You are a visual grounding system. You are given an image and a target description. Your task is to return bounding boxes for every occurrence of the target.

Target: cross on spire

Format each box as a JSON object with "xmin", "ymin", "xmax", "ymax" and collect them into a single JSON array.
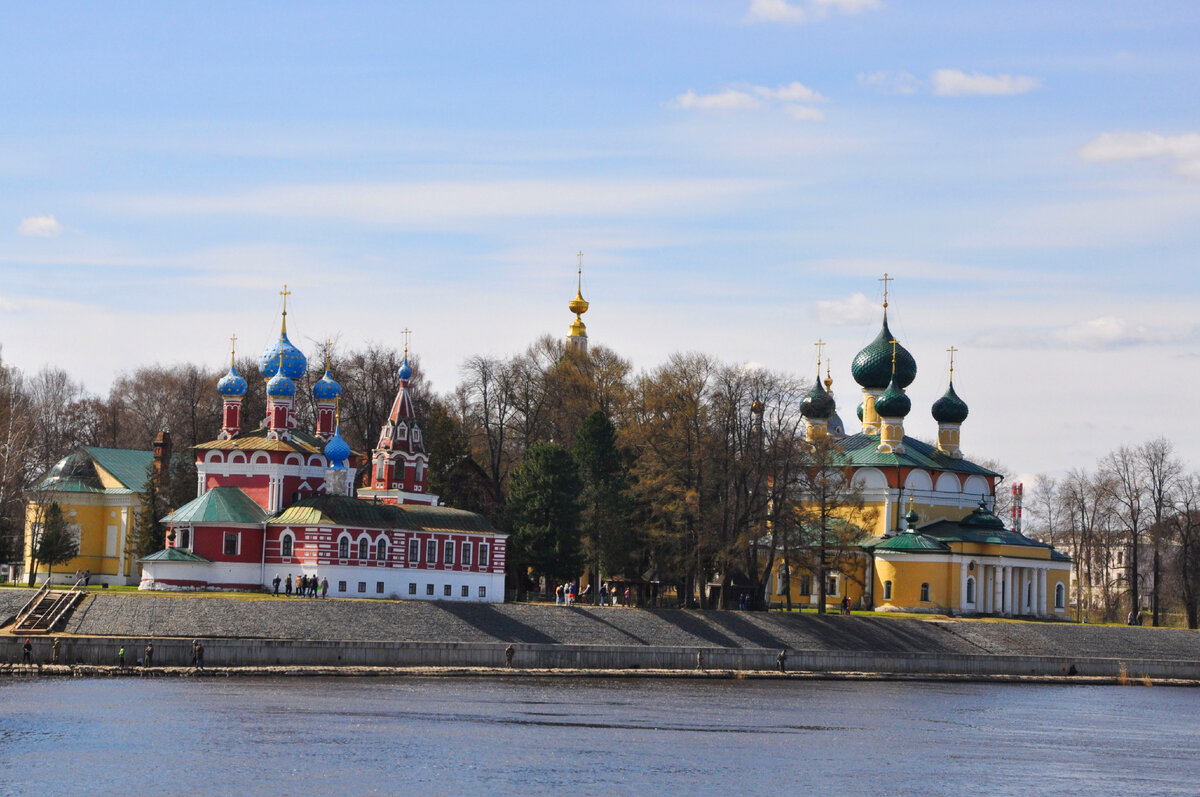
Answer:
[
  {"xmin": 814, "ymin": 339, "xmax": 826, "ymax": 371},
  {"xmin": 230, "ymin": 334, "xmax": 238, "ymax": 367},
  {"xmin": 401, "ymin": 328, "xmax": 412, "ymax": 355},
  {"xmin": 325, "ymin": 339, "xmax": 333, "ymax": 371},
  {"xmin": 890, "ymin": 338, "xmax": 898, "ymax": 373},
  {"xmin": 279, "ymin": 284, "xmax": 291, "ymax": 334},
  {"xmin": 947, "ymin": 345, "xmax": 958, "ymax": 381},
  {"xmin": 879, "ymin": 273, "xmax": 892, "ymax": 309}
]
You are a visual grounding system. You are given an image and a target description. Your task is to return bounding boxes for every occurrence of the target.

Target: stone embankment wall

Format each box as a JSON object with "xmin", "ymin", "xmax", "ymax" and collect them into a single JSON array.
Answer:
[{"xmin": 2, "ymin": 589, "xmax": 1199, "ymax": 679}]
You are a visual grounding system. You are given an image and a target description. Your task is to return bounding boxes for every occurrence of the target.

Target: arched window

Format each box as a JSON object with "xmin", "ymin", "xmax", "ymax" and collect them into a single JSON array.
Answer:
[
  {"xmin": 338, "ymin": 536, "xmax": 349, "ymax": 559},
  {"xmin": 358, "ymin": 538, "xmax": 368, "ymax": 560},
  {"xmin": 1055, "ymin": 583, "xmax": 1066, "ymax": 610},
  {"xmin": 883, "ymin": 580, "xmax": 893, "ymax": 600},
  {"xmin": 966, "ymin": 577, "xmax": 975, "ymax": 604},
  {"xmin": 376, "ymin": 538, "xmax": 388, "ymax": 561},
  {"xmin": 920, "ymin": 583, "xmax": 930, "ymax": 602},
  {"xmin": 281, "ymin": 534, "xmax": 293, "ymax": 558}
]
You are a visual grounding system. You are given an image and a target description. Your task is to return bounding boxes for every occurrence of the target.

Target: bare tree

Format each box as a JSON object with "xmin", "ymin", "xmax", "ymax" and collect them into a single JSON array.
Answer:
[
  {"xmin": 1139, "ymin": 438, "xmax": 1183, "ymax": 626},
  {"xmin": 1100, "ymin": 446, "xmax": 1147, "ymax": 622}
]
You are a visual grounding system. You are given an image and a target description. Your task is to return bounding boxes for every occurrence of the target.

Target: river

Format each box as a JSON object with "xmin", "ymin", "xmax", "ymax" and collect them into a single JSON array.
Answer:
[{"xmin": 1, "ymin": 676, "xmax": 1197, "ymax": 795}]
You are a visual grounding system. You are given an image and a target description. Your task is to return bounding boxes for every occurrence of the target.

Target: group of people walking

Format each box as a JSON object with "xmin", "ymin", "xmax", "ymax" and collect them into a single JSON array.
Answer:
[
  {"xmin": 272, "ymin": 573, "xmax": 328, "ymax": 598},
  {"xmin": 554, "ymin": 582, "xmax": 631, "ymax": 606}
]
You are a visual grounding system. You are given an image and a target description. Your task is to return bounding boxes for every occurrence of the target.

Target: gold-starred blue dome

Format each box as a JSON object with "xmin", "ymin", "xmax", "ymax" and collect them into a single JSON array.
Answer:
[
  {"xmin": 313, "ymin": 370, "xmax": 341, "ymax": 401},
  {"xmin": 266, "ymin": 371, "xmax": 295, "ymax": 399},
  {"xmin": 260, "ymin": 331, "xmax": 307, "ymax": 381},
  {"xmin": 217, "ymin": 365, "xmax": 248, "ymax": 398}
]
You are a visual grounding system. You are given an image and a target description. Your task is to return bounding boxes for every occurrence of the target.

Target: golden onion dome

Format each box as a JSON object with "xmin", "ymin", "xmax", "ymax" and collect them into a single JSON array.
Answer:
[
  {"xmin": 569, "ymin": 316, "xmax": 588, "ymax": 337},
  {"xmin": 568, "ymin": 288, "xmax": 589, "ymax": 316}
]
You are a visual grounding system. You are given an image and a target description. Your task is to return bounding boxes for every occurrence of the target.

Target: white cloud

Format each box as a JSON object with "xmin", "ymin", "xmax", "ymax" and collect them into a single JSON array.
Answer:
[
  {"xmin": 100, "ymin": 178, "xmax": 777, "ymax": 227},
  {"xmin": 671, "ymin": 82, "xmax": 827, "ymax": 122},
  {"xmin": 670, "ymin": 89, "xmax": 760, "ymax": 111},
  {"xmin": 17, "ymin": 215, "xmax": 64, "ymax": 238},
  {"xmin": 931, "ymin": 69, "xmax": 1041, "ymax": 97},
  {"xmin": 746, "ymin": 0, "xmax": 810, "ymax": 23},
  {"xmin": 858, "ymin": 70, "xmax": 918, "ymax": 95},
  {"xmin": 783, "ymin": 105, "xmax": 826, "ymax": 122},
  {"xmin": 746, "ymin": 0, "xmax": 880, "ymax": 24},
  {"xmin": 754, "ymin": 82, "xmax": 827, "ymax": 103},
  {"xmin": 815, "ymin": 292, "xmax": 878, "ymax": 325},
  {"xmin": 1079, "ymin": 132, "xmax": 1200, "ymax": 178},
  {"xmin": 975, "ymin": 316, "xmax": 1169, "ymax": 351}
]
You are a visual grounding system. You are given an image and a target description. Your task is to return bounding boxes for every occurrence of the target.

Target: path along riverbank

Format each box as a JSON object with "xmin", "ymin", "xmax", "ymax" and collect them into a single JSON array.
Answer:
[{"xmin": 2, "ymin": 589, "xmax": 1198, "ymax": 682}]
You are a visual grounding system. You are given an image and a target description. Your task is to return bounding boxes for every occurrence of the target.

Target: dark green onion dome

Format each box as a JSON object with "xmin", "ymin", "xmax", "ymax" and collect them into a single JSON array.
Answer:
[
  {"xmin": 800, "ymin": 378, "xmax": 835, "ymax": 420},
  {"xmin": 851, "ymin": 315, "xmax": 917, "ymax": 390},
  {"xmin": 961, "ymin": 498, "xmax": 1004, "ymax": 529},
  {"xmin": 931, "ymin": 381, "xmax": 969, "ymax": 424},
  {"xmin": 856, "ymin": 403, "xmax": 863, "ymax": 421},
  {"xmin": 905, "ymin": 507, "xmax": 919, "ymax": 529},
  {"xmin": 873, "ymin": 376, "xmax": 911, "ymax": 418}
]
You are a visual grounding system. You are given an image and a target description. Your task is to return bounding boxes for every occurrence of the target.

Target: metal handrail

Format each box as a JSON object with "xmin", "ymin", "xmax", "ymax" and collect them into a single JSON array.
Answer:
[
  {"xmin": 13, "ymin": 581, "xmax": 52, "ymax": 628},
  {"xmin": 13, "ymin": 576, "xmax": 87, "ymax": 631}
]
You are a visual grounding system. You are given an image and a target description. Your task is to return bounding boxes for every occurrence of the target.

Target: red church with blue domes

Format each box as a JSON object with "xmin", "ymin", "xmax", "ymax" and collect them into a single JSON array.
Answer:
[{"xmin": 140, "ymin": 296, "xmax": 507, "ymax": 602}]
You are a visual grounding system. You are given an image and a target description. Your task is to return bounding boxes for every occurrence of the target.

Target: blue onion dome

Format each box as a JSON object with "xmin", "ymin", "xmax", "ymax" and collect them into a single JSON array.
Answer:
[
  {"xmin": 932, "ymin": 381, "xmax": 969, "ymax": 424},
  {"xmin": 217, "ymin": 365, "xmax": 248, "ymax": 398},
  {"xmin": 398, "ymin": 356, "xmax": 412, "ymax": 381},
  {"xmin": 266, "ymin": 371, "xmax": 295, "ymax": 398},
  {"xmin": 800, "ymin": 379, "xmax": 835, "ymax": 420},
  {"xmin": 851, "ymin": 315, "xmax": 917, "ymax": 390},
  {"xmin": 260, "ymin": 332, "xmax": 307, "ymax": 380},
  {"xmin": 874, "ymin": 376, "xmax": 911, "ymax": 418},
  {"xmin": 324, "ymin": 427, "xmax": 351, "ymax": 469},
  {"xmin": 313, "ymin": 370, "xmax": 342, "ymax": 401}
]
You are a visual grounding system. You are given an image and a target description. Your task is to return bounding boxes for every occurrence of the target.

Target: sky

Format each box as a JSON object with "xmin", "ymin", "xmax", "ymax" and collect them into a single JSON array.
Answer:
[{"xmin": 2, "ymin": 1, "xmax": 1200, "ymax": 483}]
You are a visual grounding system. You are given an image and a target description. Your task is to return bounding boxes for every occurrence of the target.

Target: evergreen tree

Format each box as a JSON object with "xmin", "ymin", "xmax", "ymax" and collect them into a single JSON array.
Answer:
[
  {"xmin": 574, "ymin": 410, "xmax": 635, "ymax": 592},
  {"xmin": 131, "ymin": 463, "xmax": 167, "ymax": 559},
  {"xmin": 506, "ymin": 441, "xmax": 583, "ymax": 595},
  {"xmin": 34, "ymin": 502, "xmax": 78, "ymax": 580}
]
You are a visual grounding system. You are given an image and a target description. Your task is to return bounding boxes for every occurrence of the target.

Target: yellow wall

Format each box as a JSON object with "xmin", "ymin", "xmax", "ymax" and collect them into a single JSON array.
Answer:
[
  {"xmin": 874, "ymin": 558, "xmax": 958, "ymax": 612},
  {"xmin": 24, "ymin": 496, "xmax": 139, "ymax": 583}
]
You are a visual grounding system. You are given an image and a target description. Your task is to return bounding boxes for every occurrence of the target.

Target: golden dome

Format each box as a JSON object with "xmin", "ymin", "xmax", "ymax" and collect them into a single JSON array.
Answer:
[
  {"xmin": 568, "ymin": 316, "xmax": 588, "ymax": 337},
  {"xmin": 568, "ymin": 288, "xmax": 589, "ymax": 317}
]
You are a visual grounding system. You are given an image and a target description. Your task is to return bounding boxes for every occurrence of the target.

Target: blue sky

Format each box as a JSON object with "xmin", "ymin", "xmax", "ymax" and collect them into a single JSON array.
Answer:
[{"xmin": 3, "ymin": 1, "xmax": 1200, "ymax": 480}]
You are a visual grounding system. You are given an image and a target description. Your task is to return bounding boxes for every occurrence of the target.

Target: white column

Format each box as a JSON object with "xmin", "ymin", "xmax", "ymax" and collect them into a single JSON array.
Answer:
[
  {"xmin": 993, "ymin": 565, "xmax": 1002, "ymax": 614},
  {"xmin": 1038, "ymin": 568, "xmax": 1048, "ymax": 615}
]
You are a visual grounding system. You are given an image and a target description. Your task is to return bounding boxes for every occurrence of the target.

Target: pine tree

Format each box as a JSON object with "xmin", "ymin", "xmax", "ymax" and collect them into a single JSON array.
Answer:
[
  {"xmin": 574, "ymin": 410, "xmax": 634, "ymax": 593},
  {"xmin": 131, "ymin": 463, "xmax": 167, "ymax": 559},
  {"xmin": 506, "ymin": 441, "xmax": 583, "ymax": 595},
  {"xmin": 35, "ymin": 502, "xmax": 78, "ymax": 580}
]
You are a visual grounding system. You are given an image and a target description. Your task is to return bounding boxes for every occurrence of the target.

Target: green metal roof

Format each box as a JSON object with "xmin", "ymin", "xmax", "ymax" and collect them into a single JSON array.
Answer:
[
  {"xmin": 83, "ymin": 447, "xmax": 155, "ymax": 491},
  {"xmin": 837, "ymin": 433, "xmax": 1000, "ymax": 477},
  {"xmin": 140, "ymin": 547, "xmax": 211, "ymax": 563},
  {"xmin": 271, "ymin": 494, "xmax": 499, "ymax": 534},
  {"xmin": 871, "ymin": 532, "xmax": 951, "ymax": 552},
  {"xmin": 163, "ymin": 487, "xmax": 269, "ymax": 526}
]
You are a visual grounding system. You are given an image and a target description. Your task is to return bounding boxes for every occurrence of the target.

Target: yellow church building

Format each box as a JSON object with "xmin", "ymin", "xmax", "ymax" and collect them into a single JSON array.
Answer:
[
  {"xmin": 772, "ymin": 280, "xmax": 1071, "ymax": 617},
  {"xmin": 22, "ymin": 439, "xmax": 163, "ymax": 586}
]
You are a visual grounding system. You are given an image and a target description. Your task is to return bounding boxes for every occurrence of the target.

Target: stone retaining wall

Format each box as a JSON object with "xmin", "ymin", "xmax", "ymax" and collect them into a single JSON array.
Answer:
[{"xmin": 3, "ymin": 635, "xmax": 1196, "ymax": 680}]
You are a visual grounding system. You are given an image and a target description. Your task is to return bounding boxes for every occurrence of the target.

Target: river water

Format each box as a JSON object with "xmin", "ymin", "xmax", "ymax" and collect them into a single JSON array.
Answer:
[{"xmin": 1, "ymin": 676, "xmax": 1197, "ymax": 796}]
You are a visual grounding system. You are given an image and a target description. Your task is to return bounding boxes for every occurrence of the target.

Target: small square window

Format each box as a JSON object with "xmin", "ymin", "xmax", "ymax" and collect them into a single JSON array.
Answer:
[
  {"xmin": 478, "ymin": 586, "xmax": 486, "ymax": 598},
  {"xmin": 426, "ymin": 584, "xmax": 434, "ymax": 596},
  {"xmin": 408, "ymin": 583, "xmax": 416, "ymax": 595},
  {"xmin": 358, "ymin": 581, "xmax": 367, "ymax": 593},
  {"xmin": 376, "ymin": 582, "xmax": 384, "ymax": 594},
  {"xmin": 338, "ymin": 581, "xmax": 347, "ymax": 593},
  {"xmin": 444, "ymin": 584, "xmax": 451, "ymax": 596},
  {"xmin": 461, "ymin": 585, "xmax": 469, "ymax": 597}
]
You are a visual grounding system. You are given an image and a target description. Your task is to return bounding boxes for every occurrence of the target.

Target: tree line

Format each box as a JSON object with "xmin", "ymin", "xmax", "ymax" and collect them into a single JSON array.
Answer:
[{"xmin": 3, "ymin": 339, "xmax": 1199, "ymax": 624}]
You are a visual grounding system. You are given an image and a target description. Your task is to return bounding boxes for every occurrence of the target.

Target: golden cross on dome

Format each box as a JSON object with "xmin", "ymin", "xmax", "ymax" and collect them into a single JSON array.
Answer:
[
  {"xmin": 401, "ymin": 328, "xmax": 412, "ymax": 355},
  {"xmin": 879, "ymin": 273, "xmax": 892, "ymax": 309},
  {"xmin": 890, "ymin": 338, "xmax": 898, "ymax": 372},
  {"xmin": 814, "ymin": 339, "xmax": 826, "ymax": 371},
  {"xmin": 229, "ymin": 334, "xmax": 238, "ymax": 367},
  {"xmin": 324, "ymin": 339, "xmax": 333, "ymax": 371},
  {"xmin": 279, "ymin": 284, "xmax": 291, "ymax": 334},
  {"xmin": 947, "ymin": 345, "xmax": 958, "ymax": 381}
]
